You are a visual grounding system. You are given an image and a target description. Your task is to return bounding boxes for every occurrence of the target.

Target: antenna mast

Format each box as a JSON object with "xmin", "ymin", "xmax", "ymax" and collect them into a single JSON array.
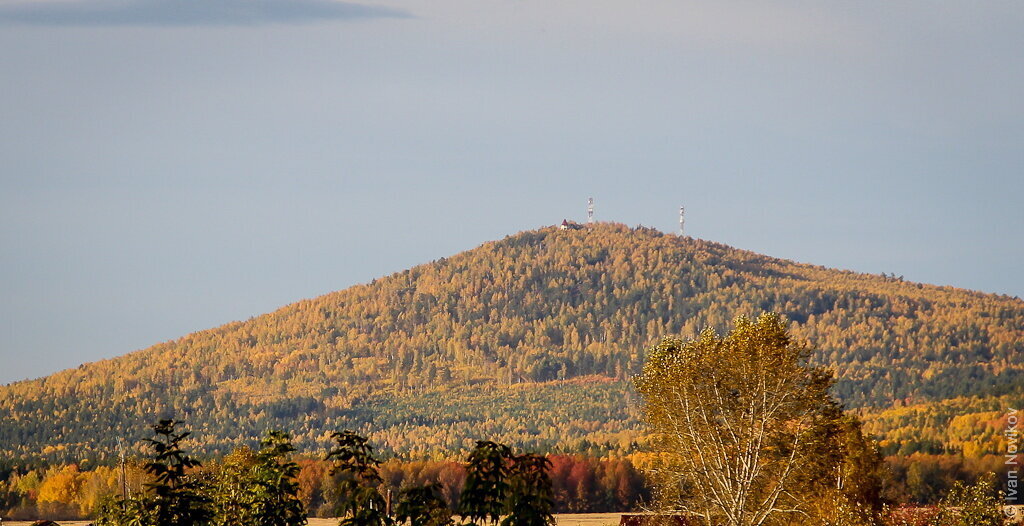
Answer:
[
  {"xmin": 587, "ymin": 197, "xmax": 594, "ymax": 224},
  {"xmin": 117, "ymin": 436, "xmax": 129, "ymax": 499},
  {"xmin": 679, "ymin": 206, "xmax": 685, "ymax": 236}
]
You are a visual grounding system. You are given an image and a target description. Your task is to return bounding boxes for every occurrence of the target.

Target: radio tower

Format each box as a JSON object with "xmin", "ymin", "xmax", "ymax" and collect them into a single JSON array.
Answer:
[
  {"xmin": 117, "ymin": 436, "xmax": 129, "ymax": 498},
  {"xmin": 587, "ymin": 197, "xmax": 594, "ymax": 224},
  {"xmin": 679, "ymin": 206, "xmax": 685, "ymax": 236}
]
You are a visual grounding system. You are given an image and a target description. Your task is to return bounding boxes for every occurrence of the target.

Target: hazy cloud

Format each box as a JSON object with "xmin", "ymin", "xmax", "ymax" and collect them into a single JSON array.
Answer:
[{"xmin": 0, "ymin": 0, "xmax": 408, "ymax": 26}]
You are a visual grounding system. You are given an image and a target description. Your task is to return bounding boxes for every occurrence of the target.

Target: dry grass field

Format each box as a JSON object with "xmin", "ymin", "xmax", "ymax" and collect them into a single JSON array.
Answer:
[
  {"xmin": 16, "ymin": 507, "xmax": 1024, "ymax": 525},
  {"xmin": 4, "ymin": 514, "xmax": 625, "ymax": 526},
  {"xmin": 553, "ymin": 513, "xmax": 623, "ymax": 526}
]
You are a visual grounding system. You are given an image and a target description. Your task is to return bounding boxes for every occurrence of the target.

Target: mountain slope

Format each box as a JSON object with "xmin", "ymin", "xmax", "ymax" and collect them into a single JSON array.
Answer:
[{"xmin": 1, "ymin": 223, "xmax": 1022, "ymax": 464}]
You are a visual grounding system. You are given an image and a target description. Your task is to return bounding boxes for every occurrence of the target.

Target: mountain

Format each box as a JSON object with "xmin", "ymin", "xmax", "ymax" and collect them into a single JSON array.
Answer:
[{"xmin": 1, "ymin": 223, "xmax": 1022, "ymax": 466}]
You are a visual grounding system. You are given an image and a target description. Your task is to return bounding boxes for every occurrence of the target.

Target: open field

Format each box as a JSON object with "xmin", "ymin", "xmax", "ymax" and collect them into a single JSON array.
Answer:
[
  {"xmin": 3, "ymin": 513, "xmax": 625, "ymax": 526},
  {"xmin": 553, "ymin": 513, "xmax": 623, "ymax": 526},
  {"xmin": 10, "ymin": 510, "xmax": 1024, "ymax": 525}
]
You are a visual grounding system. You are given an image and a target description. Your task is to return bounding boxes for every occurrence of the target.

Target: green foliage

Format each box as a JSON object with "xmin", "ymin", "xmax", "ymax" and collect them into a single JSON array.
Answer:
[
  {"xmin": 326, "ymin": 430, "xmax": 392, "ymax": 526},
  {"xmin": 394, "ymin": 483, "xmax": 453, "ymax": 526},
  {"xmin": 97, "ymin": 494, "xmax": 154, "ymax": 526},
  {"xmin": 863, "ymin": 395, "xmax": 1023, "ymax": 459},
  {"xmin": 252, "ymin": 431, "xmax": 307, "ymax": 526},
  {"xmin": 324, "ymin": 432, "xmax": 557, "ymax": 526},
  {"xmin": 931, "ymin": 473, "xmax": 1005, "ymax": 526},
  {"xmin": 209, "ymin": 446, "xmax": 257, "ymax": 525},
  {"xmin": 835, "ymin": 416, "xmax": 887, "ymax": 514},
  {"xmin": 2, "ymin": 224, "xmax": 1022, "ymax": 463},
  {"xmin": 458, "ymin": 441, "xmax": 512, "ymax": 526},
  {"xmin": 210, "ymin": 431, "xmax": 306, "ymax": 526},
  {"xmin": 820, "ymin": 495, "xmax": 881, "ymax": 526},
  {"xmin": 97, "ymin": 419, "xmax": 212, "ymax": 526},
  {"xmin": 143, "ymin": 419, "xmax": 213, "ymax": 526},
  {"xmin": 502, "ymin": 453, "xmax": 555, "ymax": 526},
  {"xmin": 3, "ymin": 450, "xmax": 650, "ymax": 520}
]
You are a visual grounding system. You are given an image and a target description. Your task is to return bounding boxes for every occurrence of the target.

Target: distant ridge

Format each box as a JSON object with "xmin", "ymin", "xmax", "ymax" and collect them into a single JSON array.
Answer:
[{"xmin": 1, "ymin": 223, "xmax": 1021, "ymax": 464}]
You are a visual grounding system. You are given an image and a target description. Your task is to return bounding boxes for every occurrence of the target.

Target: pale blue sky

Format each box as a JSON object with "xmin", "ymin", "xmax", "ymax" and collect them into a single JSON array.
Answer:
[{"xmin": 1, "ymin": 1, "xmax": 1022, "ymax": 384}]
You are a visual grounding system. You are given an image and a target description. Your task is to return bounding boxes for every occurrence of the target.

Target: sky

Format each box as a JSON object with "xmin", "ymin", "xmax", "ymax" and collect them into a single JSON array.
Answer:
[{"xmin": 1, "ymin": 0, "xmax": 1022, "ymax": 384}]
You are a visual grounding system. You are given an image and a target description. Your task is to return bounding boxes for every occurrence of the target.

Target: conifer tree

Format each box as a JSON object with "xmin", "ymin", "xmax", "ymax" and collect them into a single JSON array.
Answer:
[
  {"xmin": 251, "ymin": 431, "xmax": 306, "ymax": 526},
  {"xmin": 327, "ymin": 430, "xmax": 391, "ymax": 526},
  {"xmin": 395, "ymin": 483, "xmax": 453, "ymax": 526},
  {"xmin": 143, "ymin": 419, "xmax": 213, "ymax": 526},
  {"xmin": 98, "ymin": 419, "xmax": 211, "ymax": 526},
  {"xmin": 502, "ymin": 453, "xmax": 555, "ymax": 526},
  {"xmin": 458, "ymin": 441, "xmax": 512, "ymax": 526}
]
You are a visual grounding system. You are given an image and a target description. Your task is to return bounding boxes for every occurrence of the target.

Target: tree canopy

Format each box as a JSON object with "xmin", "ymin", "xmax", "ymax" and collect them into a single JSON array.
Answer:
[
  {"xmin": 1, "ymin": 224, "xmax": 1021, "ymax": 463},
  {"xmin": 636, "ymin": 314, "xmax": 884, "ymax": 526}
]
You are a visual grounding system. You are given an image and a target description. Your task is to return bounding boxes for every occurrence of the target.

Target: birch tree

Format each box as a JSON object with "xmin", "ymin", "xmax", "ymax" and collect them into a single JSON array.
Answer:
[{"xmin": 634, "ymin": 313, "xmax": 849, "ymax": 526}]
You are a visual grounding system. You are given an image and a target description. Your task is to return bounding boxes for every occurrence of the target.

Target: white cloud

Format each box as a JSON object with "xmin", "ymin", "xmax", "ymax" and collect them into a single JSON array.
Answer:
[{"xmin": 0, "ymin": 0, "xmax": 408, "ymax": 26}]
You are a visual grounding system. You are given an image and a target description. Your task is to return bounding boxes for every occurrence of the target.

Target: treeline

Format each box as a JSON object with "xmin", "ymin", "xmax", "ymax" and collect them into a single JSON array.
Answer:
[
  {"xmin": 862, "ymin": 393, "xmax": 1024, "ymax": 458},
  {"xmin": 0, "ymin": 433, "xmax": 648, "ymax": 520},
  {"xmin": 3, "ymin": 448, "xmax": 1005, "ymax": 519},
  {"xmin": 881, "ymin": 453, "xmax": 1009, "ymax": 505},
  {"xmin": 1, "ymin": 223, "xmax": 1022, "ymax": 463}
]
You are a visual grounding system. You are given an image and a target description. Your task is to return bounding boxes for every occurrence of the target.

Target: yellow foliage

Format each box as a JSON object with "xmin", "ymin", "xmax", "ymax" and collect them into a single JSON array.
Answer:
[
  {"xmin": 37, "ymin": 464, "xmax": 84, "ymax": 504},
  {"xmin": 0, "ymin": 223, "xmax": 1021, "ymax": 461}
]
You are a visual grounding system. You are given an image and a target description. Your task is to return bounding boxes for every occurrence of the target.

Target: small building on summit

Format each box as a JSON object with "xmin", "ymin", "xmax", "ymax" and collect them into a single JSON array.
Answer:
[{"xmin": 559, "ymin": 219, "xmax": 582, "ymax": 230}]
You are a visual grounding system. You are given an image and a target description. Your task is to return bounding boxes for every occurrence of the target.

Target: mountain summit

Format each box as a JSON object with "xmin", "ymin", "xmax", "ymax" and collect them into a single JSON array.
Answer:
[{"xmin": 2, "ymin": 223, "xmax": 1022, "ymax": 463}]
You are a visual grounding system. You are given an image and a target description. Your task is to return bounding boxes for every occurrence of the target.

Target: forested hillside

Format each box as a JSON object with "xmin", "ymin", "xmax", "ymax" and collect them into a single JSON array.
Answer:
[{"xmin": 1, "ymin": 223, "xmax": 1021, "ymax": 465}]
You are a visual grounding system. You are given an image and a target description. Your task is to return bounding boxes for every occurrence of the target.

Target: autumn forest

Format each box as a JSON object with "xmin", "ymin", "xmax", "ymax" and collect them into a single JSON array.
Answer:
[{"xmin": 1, "ymin": 224, "xmax": 1022, "ymax": 519}]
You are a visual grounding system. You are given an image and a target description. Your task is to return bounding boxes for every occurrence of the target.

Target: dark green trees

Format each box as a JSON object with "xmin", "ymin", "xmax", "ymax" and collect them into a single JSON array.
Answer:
[
  {"xmin": 326, "ymin": 430, "xmax": 392, "ymax": 526},
  {"xmin": 98, "ymin": 419, "xmax": 212, "ymax": 526},
  {"xmin": 212, "ymin": 431, "xmax": 307, "ymax": 526},
  {"xmin": 250, "ymin": 431, "xmax": 306, "ymax": 526},
  {"xmin": 322, "ymin": 434, "xmax": 554, "ymax": 526},
  {"xmin": 457, "ymin": 441, "xmax": 555, "ymax": 526},
  {"xmin": 395, "ymin": 484, "xmax": 453, "ymax": 526},
  {"xmin": 459, "ymin": 441, "xmax": 512, "ymax": 526},
  {"xmin": 98, "ymin": 420, "xmax": 555, "ymax": 526},
  {"xmin": 99, "ymin": 422, "xmax": 306, "ymax": 526},
  {"xmin": 503, "ymin": 453, "xmax": 555, "ymax": 526},
  {"xmin": 143, "ymin": 419, "xmax": 214, "ymax": 525}
]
